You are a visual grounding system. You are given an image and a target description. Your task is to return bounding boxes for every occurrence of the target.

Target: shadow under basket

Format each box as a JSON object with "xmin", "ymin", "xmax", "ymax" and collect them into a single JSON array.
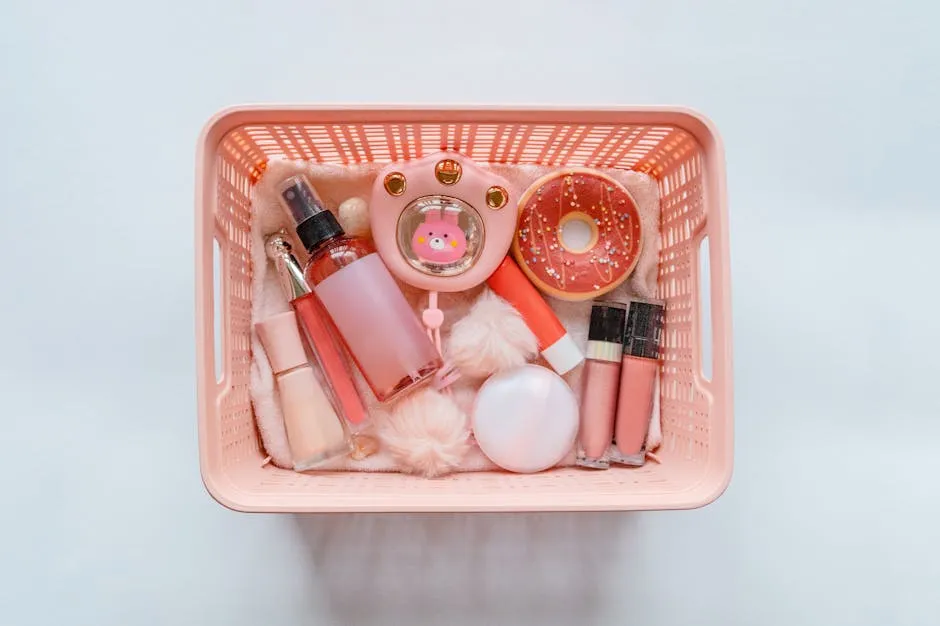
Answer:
[{"xmin": 195, "ymin": 105, "xmax": 734, "ymax": 513}]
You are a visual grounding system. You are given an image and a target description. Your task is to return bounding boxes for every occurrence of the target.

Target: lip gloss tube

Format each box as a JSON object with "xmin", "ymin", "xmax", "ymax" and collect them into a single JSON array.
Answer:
[
  {"xmin": 266, "ymin": 233, "xmax": 367, "ymax": 425},
  {"xmin": 610, "ymin": 297, "xmax": 665, "ymax": 467},
  {"xmin": 255, "ymin": 311, "xmax": 351, "ymax": 470},
  {"xmin": 576, "ymin": 301, "xmax": 628, "ymax": 469},
  {"xmin": 486, "ymin": 256, "xmax": 584, "ymax": 375}
]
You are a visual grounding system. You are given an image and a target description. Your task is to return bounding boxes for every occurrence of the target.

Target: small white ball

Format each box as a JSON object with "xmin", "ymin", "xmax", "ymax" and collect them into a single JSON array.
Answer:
[{"xmin": 337, "ymin": 197, "xmax": 370, "ymax": 237}]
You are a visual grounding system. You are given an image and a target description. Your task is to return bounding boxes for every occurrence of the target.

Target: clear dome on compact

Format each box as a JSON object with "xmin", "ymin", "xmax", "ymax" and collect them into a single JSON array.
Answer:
[{"xmin": 395, "ymin": 195, "xmax": 485, "ymax": 277}]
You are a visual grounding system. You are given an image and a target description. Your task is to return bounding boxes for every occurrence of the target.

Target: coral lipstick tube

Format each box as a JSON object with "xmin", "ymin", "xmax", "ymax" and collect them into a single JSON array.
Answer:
[
  {"xmin": 486, "ymin": 256, "xmax": 584, "ymax": 375},
  {"xmin": 611, "ymin": 298, "xmax": 665, "ymax": 467},
  {"xmin": 266, "ymin": 233, "xmax": 367, "ymax": 425},
  {"xmin": 576, "ymin": 301, "xmax": 627, "ymax": 469}
]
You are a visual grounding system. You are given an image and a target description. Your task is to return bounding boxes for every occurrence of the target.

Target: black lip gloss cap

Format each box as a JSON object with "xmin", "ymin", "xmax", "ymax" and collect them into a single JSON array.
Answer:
[
  {"xmin": 588, "ymin": 301, "xmax": 628, "ymax": 344},
  {"xmin": 623, "ymin": 298, "xmax": 665, "ymax": 359}
]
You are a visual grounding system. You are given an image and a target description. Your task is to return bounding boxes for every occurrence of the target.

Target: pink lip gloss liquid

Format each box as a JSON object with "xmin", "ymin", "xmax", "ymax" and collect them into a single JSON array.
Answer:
[
  {"xmin": 576, "ymin": 301, "xmax": 628, "ymax": 469},
  {"xmin": 611, "ymin": 298, "xmax": 665, "ymax": 467},
  {"xmin": 278, "ymin": 175, "xmax": 442, "ymax": 402}
]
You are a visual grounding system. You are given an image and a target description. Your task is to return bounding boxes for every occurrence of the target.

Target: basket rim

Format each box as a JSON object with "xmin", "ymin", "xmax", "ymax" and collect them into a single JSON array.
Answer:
[{"xmin": 196, "ymin": 103, "xmax": 725, "ymax": 162}]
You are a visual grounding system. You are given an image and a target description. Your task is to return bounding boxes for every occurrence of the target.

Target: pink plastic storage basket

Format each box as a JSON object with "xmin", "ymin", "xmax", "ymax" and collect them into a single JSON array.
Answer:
[{"xmin": 195, "ymin": 105, "xmax": 733, "ymax": 512}]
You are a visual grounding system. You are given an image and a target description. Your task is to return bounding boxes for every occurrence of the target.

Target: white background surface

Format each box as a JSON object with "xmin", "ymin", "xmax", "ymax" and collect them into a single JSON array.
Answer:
[{"xmin": 1, "ymin": 1, "xmax": 938, "ymax": 624}]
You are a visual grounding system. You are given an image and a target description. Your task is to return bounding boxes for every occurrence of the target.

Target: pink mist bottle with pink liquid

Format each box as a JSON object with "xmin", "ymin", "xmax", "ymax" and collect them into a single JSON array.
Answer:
[{"xmin": 278, "ymin": 175, "xmax": 442, "ymax": 402}]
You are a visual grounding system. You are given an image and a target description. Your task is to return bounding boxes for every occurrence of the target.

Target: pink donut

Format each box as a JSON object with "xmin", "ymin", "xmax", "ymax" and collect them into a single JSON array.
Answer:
[{"xmin": 512, "ymin": 169, "xmax": 642, "ymax": 301}]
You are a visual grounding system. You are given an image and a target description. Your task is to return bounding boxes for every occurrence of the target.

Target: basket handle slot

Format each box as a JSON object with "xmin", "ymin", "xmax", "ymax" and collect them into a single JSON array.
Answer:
[
  {"xmin": 696, "ymin": 235, "xmax": 713, "ymax": 383},
  {"xmin": 212, "ymin": 234, "xmax": 227, "ymax": 386}
]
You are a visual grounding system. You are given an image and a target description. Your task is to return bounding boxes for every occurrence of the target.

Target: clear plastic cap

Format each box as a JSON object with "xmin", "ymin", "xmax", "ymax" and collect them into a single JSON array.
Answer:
[{"xmin": 278, "ymin": 175, "xmax": 328, "ymax": 226}]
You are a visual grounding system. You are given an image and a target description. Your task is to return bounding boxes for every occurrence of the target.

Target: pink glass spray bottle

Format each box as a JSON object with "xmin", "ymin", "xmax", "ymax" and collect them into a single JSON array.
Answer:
[{"xmin": 278, "ymin": 175, "xmax": 442, "ymax": 402}]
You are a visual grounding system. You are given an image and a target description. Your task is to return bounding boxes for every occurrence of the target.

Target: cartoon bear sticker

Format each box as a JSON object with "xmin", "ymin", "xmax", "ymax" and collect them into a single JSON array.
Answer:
[{"xmin": 411, "ymin": 207, "xmax": 467, "ymax": 264}]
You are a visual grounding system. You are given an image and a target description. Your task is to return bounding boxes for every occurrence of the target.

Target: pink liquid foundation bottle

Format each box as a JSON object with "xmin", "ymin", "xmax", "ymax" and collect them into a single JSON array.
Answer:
[
  {"xmin": 576, "ymin": 301, "xmax": 628, "ymax": 469},
  {"xmin": 255, "ymin": 311, "xmax": 351, "ymax": 470},
  {"xmin": 611, "ymin": 298, "xmax": 665, "ymax": 467},
  {"xmin": 278, "ymin": 175, "xmax": 442, "ymax": 402}
]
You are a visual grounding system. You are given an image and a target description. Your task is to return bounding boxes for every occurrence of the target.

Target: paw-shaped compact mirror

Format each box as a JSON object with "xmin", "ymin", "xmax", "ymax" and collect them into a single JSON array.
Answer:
[
  {"xmin": 397, "ymin": 195, "xmax": 481, "ymax": 277},
  {"xmin": 371, "ymin": 152, "xmax": 517, "ymax": 292}
]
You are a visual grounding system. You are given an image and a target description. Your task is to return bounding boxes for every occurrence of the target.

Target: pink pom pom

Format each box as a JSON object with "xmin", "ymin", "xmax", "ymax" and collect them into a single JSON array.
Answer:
[
  {"xmin": 379, "ymin": 389, "xmax": 471, "ymax": 478},
  {"xmin": 445, "ymin": 289, "xmax": 539, "ymax": 379}
]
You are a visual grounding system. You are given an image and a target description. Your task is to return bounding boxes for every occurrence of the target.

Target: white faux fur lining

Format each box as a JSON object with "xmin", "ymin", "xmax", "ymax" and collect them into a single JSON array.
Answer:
[{"xmin": 248, "ymin": 159, "xmax": 662, "ymax": 473}]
